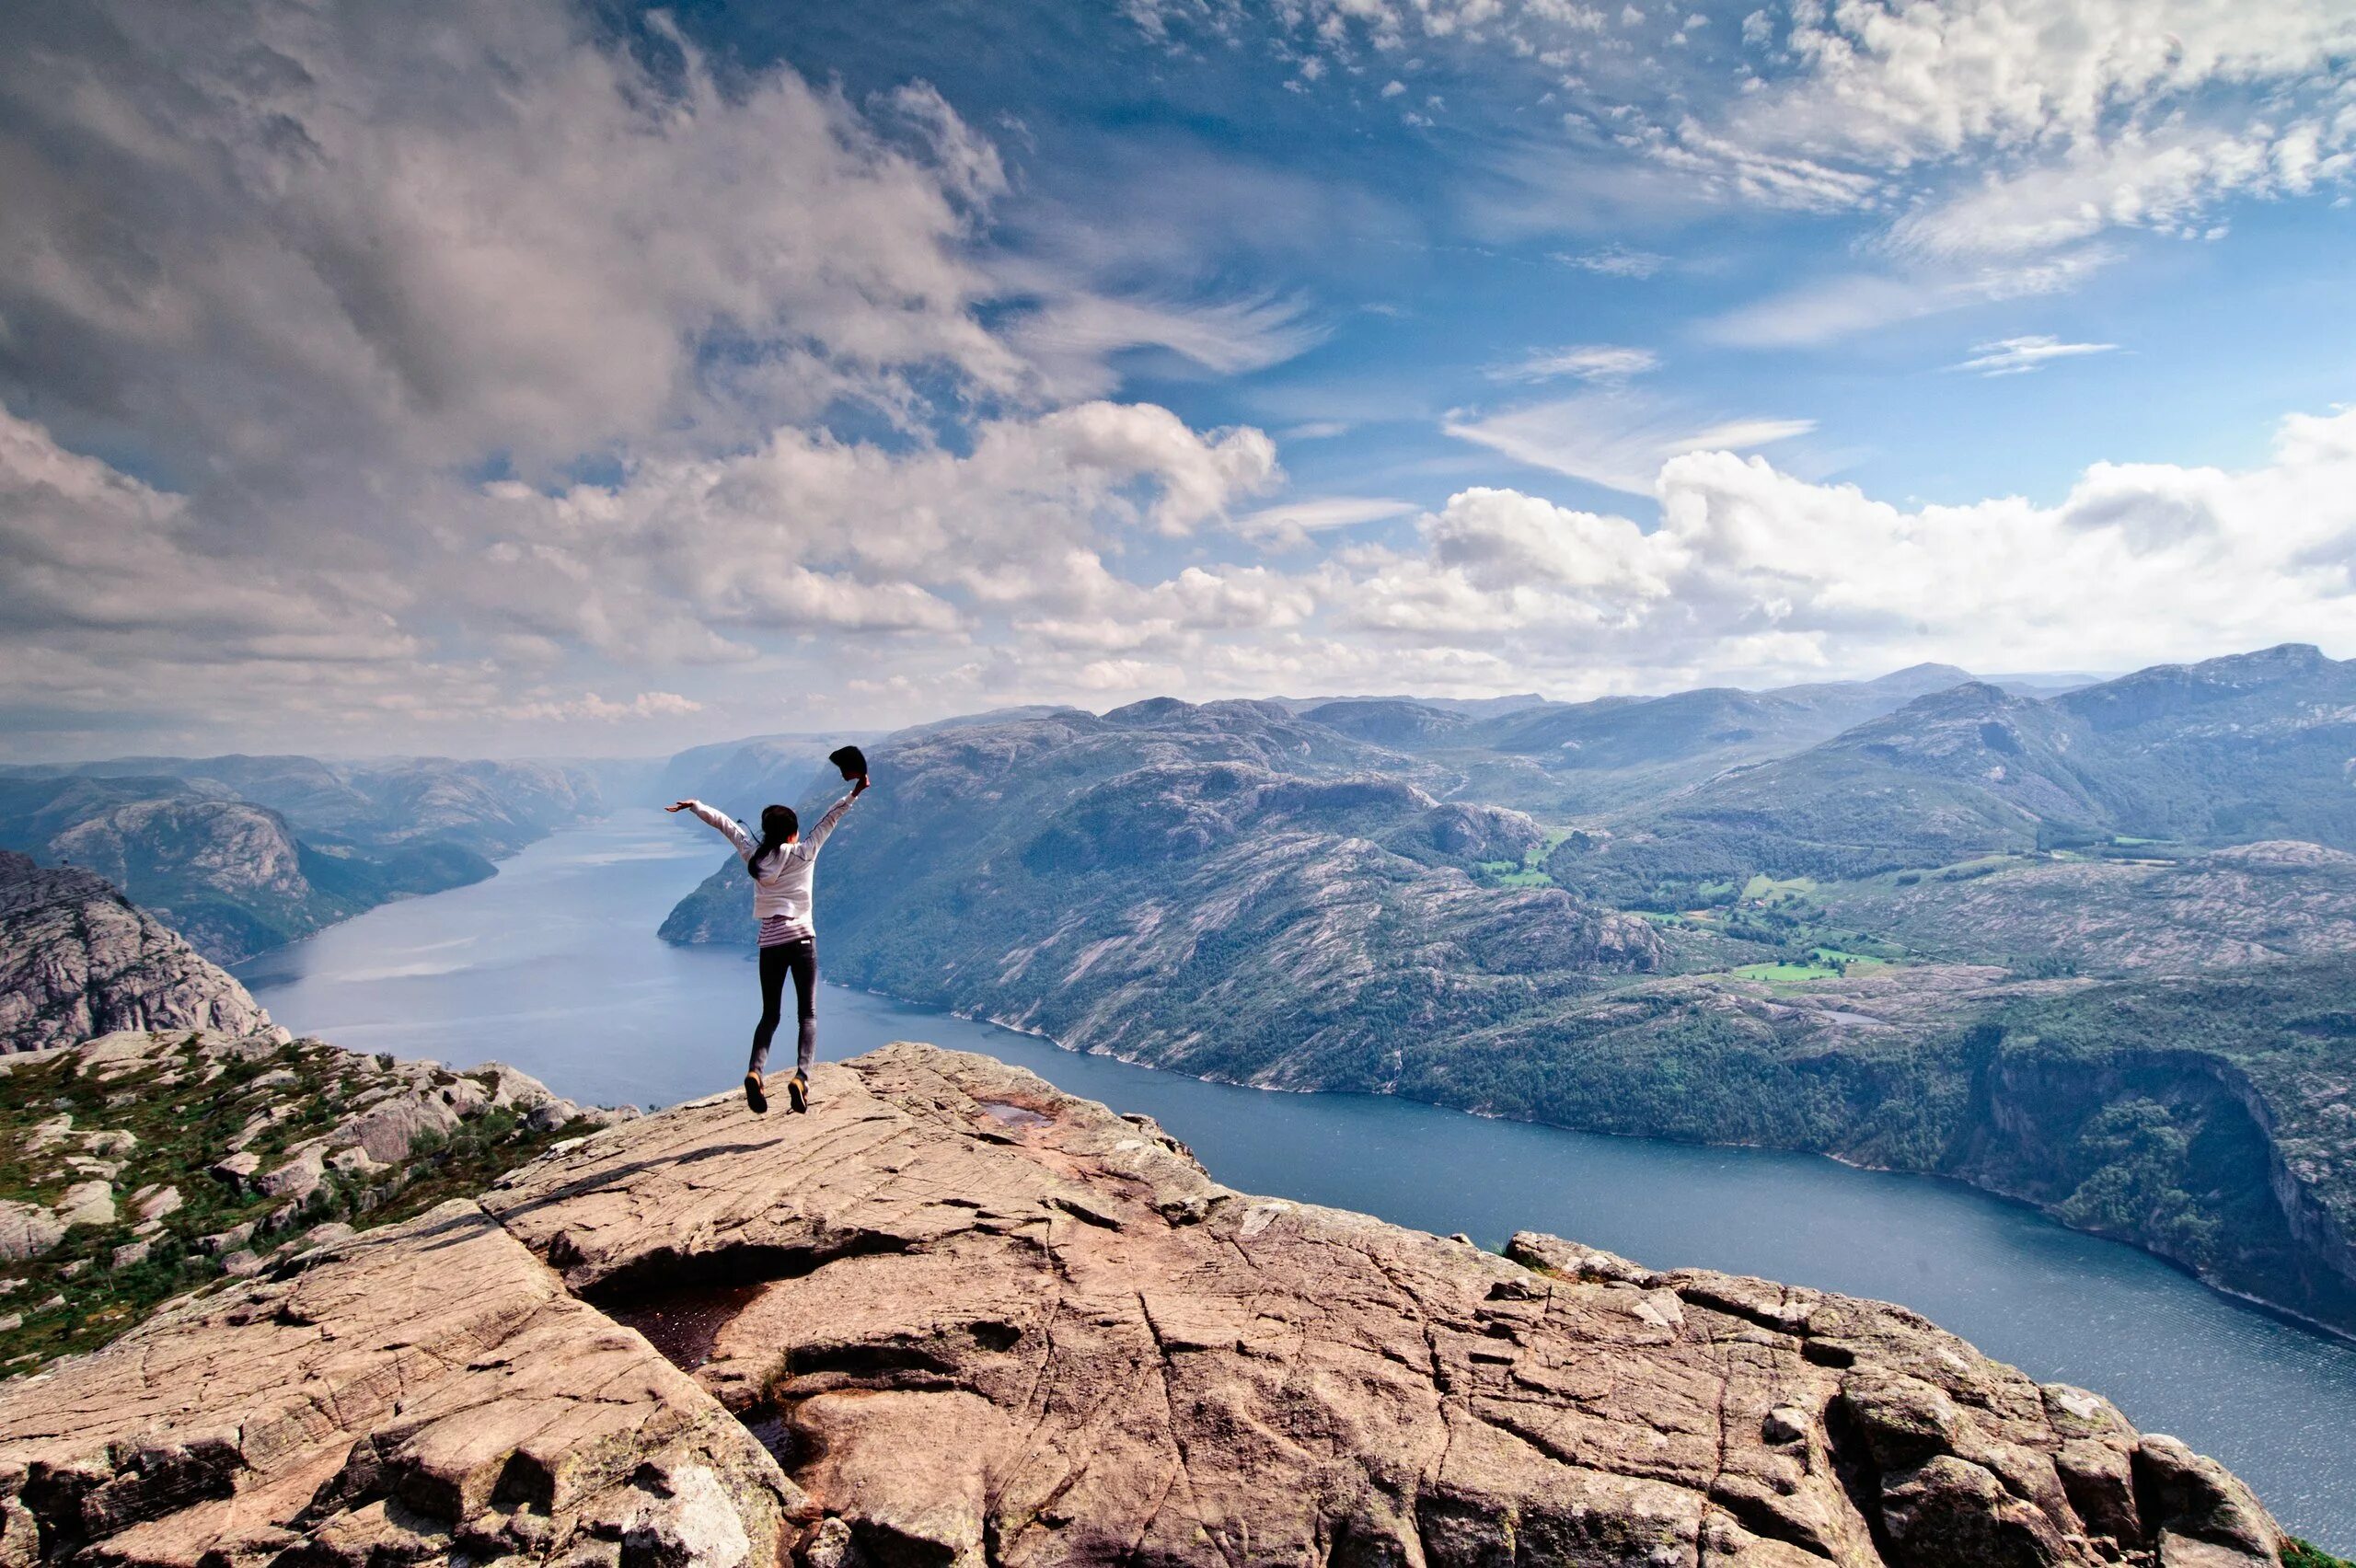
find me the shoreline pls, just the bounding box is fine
[889,985,2356,1347]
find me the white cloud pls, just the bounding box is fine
[1884,123,2314,259]
[471,400,1283,657]
[1321,404,2356,688]
[1702,247,2117,346]
[499,691,706,723]
[0,2,1028,482]
[1951,336,2119,377]
[1444,392,1814,493]
[1675,0,2356,255]
[0,0,1318,752]
[1553,244,1670,278]
[1000,292,1325,398]
[1230,496,1419,545]
[1489,343,1661,383]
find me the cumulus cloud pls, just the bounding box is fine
[0,406,424,699]
[469,401,1281,661]
[0,2,1032,488]
[0,0,1309,751]
[1320,405,2356,688]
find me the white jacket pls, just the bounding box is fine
[685,792,856,943]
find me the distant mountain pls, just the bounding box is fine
[0,755,601,961]
[1547,647,2356,907]
[2053,643,2356,846]
[1390,663,1984,815]
[658,733,867,819]
[0,851,277,1051]
[1296,698,1471,747]
[661,698,1662,1085]
[640,657,2356,1333]
[1267,691,1550,719]
[34,754,599,856]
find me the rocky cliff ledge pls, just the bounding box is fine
[0,1043,2300,1568]
[0,1027,626,1370]
[0,852,274,1053]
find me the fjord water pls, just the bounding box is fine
[240,814,2356,1551]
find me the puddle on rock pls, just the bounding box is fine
[976,1100,1053,1130]
[741,1405,794,1467]
[603,1280,768,1369]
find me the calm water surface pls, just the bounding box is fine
[241,815,2356,1551]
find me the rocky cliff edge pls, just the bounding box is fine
[0,1043,2296,1568]
[0,852,276,1054]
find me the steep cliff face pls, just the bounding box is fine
[1398,964,2356,1336]
[44,798,323,962]
[0,1043,2306,1568]
[0,852,274,1052]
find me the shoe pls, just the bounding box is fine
[787,1072,809,1113]
[744,1072,768,1114]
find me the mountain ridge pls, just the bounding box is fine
[655,646,2356,1333]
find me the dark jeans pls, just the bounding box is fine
[752,938,816,1077]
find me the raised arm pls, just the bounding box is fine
[801,785,862,855]
[667,799,757,861]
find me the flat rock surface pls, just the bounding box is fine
[3,1043,2294,1568]
[0,1202,795,1568]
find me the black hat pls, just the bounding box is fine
[829,744,869,780]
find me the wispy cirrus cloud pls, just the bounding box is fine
[1554,245,1669,279]
[1701,248,2118,348]
[1488,344,1660,384]
[1229,496,1417,546]
[1444,392,1815,495]
[1952,336,2119,377]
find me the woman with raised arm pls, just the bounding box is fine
[667,763,869,1114]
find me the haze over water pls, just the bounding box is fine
[242,814,2356,1552]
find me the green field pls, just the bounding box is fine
[1476,826,1581,890]
[1731,947,1890,984]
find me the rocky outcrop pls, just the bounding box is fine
[0,852,275,1053]
[0,1027,631,1371]
[42,798,323,963]
[0,1201,790,1568]
[0,1043,2295,1567]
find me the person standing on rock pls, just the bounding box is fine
[667,753,869,1115]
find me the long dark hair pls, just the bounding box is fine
[748,803,798,878]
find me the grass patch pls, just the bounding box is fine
[0,1032,596,1374]
[1729,947,1892,985]
[1476,829,1578,891]
[1739,873,1819,901]
[2286,1539,2355,1568]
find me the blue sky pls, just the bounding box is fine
[3,0,2354,755]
